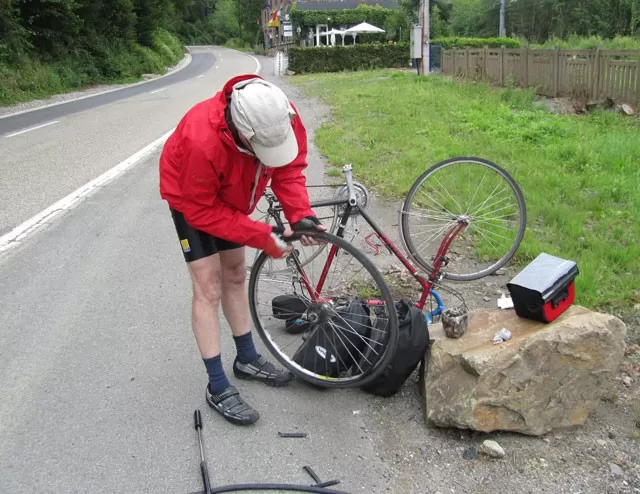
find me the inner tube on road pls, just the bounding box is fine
[188,482,350,493]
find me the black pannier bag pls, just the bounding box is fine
[361,300,430,397]
[291,296,374,378]
[271,294,311,335]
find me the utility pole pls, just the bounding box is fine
[499,0,506,37]
[419,0,430,75]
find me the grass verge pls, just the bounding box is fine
[289,69,640,314]
[0,29,184,107]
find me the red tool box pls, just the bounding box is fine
[506,253,579,323]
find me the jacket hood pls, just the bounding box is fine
[221,74,266,98]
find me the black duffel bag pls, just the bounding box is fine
[361,300,430,397]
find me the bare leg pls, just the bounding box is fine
[219,246,294,386]
[218,247,251,337]
[187,254,223,359]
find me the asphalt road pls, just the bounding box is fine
[1,47,242,237]
[0,47,395,493]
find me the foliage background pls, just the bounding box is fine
[1,0,639,105]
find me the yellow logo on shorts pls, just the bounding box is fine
[180,239,191,252]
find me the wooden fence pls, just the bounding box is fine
[441,47,640,107]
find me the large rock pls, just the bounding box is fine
[423,305,627,436]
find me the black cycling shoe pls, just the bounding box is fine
[233,355,295,387]
[205,384,260,426]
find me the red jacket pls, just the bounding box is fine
[159,74,315,250]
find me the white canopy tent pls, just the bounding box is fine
[343,21,385,44]
[312,22,385,47]
[325,28,346,46]
[344,22,386,34]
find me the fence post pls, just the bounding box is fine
[452,49,456,76]
[553,47,560,97]
[482,45,487,79]
[591,48,601,102]
[637,54,640,106]
[466,47,470,79]
[523,46,529,87]
[500,46,506,86]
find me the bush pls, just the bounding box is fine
[0,29,185,106]
[432,37,521,49]
[291,5,393,29]
[289,43,410,74]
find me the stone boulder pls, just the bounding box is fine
[422,305,627,436]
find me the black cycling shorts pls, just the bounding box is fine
[170,208,242,263]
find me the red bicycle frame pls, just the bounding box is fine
[278,198,468,310]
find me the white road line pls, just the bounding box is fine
[248,53,262,75]
[215,66,219,69]
[5,120,60,138]
[0,128,175,254]
[0,49,261,255]
[197,75,204,79]
[150,88,167,94]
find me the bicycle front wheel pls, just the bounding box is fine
[248,230,399,389]
[400,157,527,281]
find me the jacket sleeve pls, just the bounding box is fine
[269,107,316,226]
[179,142,273,250]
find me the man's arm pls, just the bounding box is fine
[179,143,273,250]
[269,107,316,226]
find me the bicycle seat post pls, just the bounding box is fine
[342,164,357,207]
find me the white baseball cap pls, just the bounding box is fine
[229,77,298,168]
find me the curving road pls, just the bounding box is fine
[0,47,251,237]
[0,50,216,135]
[0,46,396,493]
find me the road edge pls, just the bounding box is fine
[0,48,194,121]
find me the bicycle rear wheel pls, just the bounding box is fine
[400,157,527,281]
[248,230,399,389]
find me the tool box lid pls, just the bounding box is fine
[507,252,579,301]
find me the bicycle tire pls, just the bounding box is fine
[400,157,527,282]
[261,205,341,271]
[248,230,399,389]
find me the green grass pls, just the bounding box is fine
[290,69,640,314]
[0,29,184,107]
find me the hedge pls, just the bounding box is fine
[291,5,394,29]
[431,37,521,49]
[288,43,409,74]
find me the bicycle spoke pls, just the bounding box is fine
[248,231,398,388]
[401,158,526,281]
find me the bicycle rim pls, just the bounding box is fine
[400,157,527,281]
[248,231,399,389]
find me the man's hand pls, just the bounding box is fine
[292,216,327,246]
[264,230,294,258]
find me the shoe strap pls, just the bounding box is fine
[212,386,240,404]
